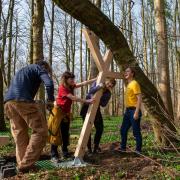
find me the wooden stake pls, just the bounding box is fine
[74,28,123,159]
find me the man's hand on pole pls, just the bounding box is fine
[46,101,54,116]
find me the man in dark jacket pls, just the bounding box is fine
[4,60,54,172]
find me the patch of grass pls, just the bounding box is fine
[152,171,174,180]
[73,172,85,180]
[116,171,126,179]
[0,142,15,156]
[100,172,111,180]
[28,172,42,180]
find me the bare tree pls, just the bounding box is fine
[29,0,34,64]
[48,1,55,66]
[7,0,15,86]
[33,0,45,100]
[0,49,6,130]
[153,0,175,144]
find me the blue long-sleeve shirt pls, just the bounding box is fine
[4,64,55,102]
[86,82,111,107]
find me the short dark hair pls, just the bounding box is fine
[125,67,136,77]
[35,60,49,67]
[35,60,52,74]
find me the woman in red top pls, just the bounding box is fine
[51,71,95,162]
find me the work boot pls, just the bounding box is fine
[87,148,93,156]
[62,150,71,158]
[93,146,102,154]
[117,147,126,153]
[17,165,39,174]
[51,157,59,164]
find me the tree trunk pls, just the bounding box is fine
[128,0,133,53]
[52,0,178,145]
[49,1,55,66]
[80,24,83,98]
[33,0,44,62]
[141,0,148,75]
[153,0,175,144]
[154,0,174,117]
[64,13,70,71]
[33,0,45,100]
[13,17,18,75]
[0,49,6,130]
[29,0,34,64]
[89,0,100,79]
[177,49,180,122]
[1,2,11,86]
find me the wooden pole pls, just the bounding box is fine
[74,29,123,160]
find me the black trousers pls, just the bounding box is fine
[80,104,104,150]
[51,119,70,158]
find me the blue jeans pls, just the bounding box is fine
[120,108,142,152]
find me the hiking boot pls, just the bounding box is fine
[62,151,70,158]
[135,150,142,155]
[51,157,59,164]
[17,165,39,174]
[93,147,102,154]
[117,147,126,152]
[87,149,93,156]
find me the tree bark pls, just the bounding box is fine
[52,0,178,144]
[128,0,133,53]
[33,0,44,62]
[29,0,34,64]
[0,49,6,130]
[154,0,174,119]
[80,24,83,98]
[49,1,54,66]
[33,0,45,100]
[89,0,100,79]
[13,17,18,75]
[141,0,148,75]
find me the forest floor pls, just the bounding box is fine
[0,117,180,179]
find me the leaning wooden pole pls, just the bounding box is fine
[74,29,122,163]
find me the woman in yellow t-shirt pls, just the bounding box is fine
[120,67,142,153]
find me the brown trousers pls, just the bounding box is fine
[4,101,48,169]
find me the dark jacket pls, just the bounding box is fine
[80,82,111,117]
[4,64,54,102]
[86,82,111,107]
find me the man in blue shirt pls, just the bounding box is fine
[4,60,54,172]
[80,78,116,154]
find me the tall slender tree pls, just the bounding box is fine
[29,0,34,64]
[7,0,15,87]
[89,0,101,79]
[141,0,148,75]
[49,1,55,66]
[0,49,6,131]
[33,0,44,62]
[128,0,134,53]
[154,0,174,120]
[33,0,45,100]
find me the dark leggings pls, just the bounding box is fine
[51,120,70,158]
[80,105,104,150]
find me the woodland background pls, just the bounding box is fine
[0,0,180,178]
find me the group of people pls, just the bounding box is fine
[4,60,142,173]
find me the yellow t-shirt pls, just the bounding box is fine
[125,80,141,107]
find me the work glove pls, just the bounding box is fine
[46,101,54,112]
[98,82,105,89]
